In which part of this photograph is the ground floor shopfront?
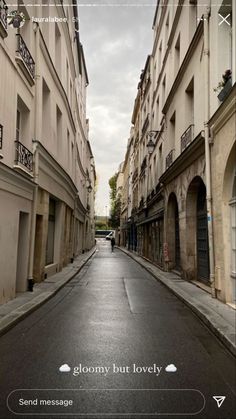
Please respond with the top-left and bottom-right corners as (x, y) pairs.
(121, 110), (236, 304)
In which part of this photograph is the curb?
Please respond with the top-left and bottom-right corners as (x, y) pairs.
(119, 246), (236, 357)
(0, 247), (96, 337)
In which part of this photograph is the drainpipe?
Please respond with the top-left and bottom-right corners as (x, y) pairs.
(203, 5), (216, 298)
(27, 22), (40, 291)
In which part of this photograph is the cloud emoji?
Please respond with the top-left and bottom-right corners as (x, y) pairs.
(165, 364), (177, 373)
(59, 364), (71, 372)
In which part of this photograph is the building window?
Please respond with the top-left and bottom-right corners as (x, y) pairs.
(185, 77), (194, 128)
(55, 23), (61, 77)
(56, 105), (62, 156)
(156, 96), (160, 128)
(42, 79), (51, 142)
(159, 143), (163, 177)
(162, 75), (166, 108)
(46, 198), (56, 265)
(165, 13), (169, 46)
(67, 129), (70, 168)
(170, 111), (176, 150)
(174, 33), (180, 76)
(189, 2), (197, 38)
(158, 41), (162, 75)
(16, 109), (20, 141)
(16, 96), (30, 145)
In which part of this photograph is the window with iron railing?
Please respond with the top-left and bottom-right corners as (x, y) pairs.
(15, 140), (33, 172)
(16, 34), (35, 80)
(181, 124), (194, 152)
(0, 0), (8, 33)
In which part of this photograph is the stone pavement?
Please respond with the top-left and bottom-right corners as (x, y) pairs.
(0, 247), (96, 337)
(119, 246), (236, 357)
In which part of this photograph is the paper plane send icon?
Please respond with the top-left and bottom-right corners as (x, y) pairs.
(213, 396), (226, 408)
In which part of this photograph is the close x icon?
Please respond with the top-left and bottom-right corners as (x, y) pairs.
(218, 13), (231, 26)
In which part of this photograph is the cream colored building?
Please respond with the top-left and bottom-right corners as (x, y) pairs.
(120, 0), (235, 305)
(0, 1), (95, 303)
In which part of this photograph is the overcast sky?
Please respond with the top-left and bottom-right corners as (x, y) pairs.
(79, 0), (156, 215)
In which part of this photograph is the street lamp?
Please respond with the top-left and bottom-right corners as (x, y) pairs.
(87, 184), (92, 193)
(146, 130), (163, 154)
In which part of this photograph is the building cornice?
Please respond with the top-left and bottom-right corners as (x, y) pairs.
(34, 140), (86, 214)
(160, 132), (205, 184)
(0, 161), (35, 200)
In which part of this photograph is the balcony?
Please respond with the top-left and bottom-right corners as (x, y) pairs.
(0, 124), (3, 149)
(166, 149), (175, 170)
(15, 140), (33, 172)
(0, 0), (8, 38)
(181, 124), (194, 153)
(16, 34), (35, 84)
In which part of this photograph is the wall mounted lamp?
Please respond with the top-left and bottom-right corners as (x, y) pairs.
(146, 130), (163, 154)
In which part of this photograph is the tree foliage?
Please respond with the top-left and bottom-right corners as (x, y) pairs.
(108, 173), (121, 228)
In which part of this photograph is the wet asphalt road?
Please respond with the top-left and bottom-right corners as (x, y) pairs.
(0, 240), (235, 419)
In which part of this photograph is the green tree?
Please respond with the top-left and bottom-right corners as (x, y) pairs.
(108, 173), (121, 228)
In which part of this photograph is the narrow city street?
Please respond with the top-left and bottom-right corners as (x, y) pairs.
(0, 240), (235, 419)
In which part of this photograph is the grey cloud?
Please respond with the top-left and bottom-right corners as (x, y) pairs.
(79, 2), (155, 214)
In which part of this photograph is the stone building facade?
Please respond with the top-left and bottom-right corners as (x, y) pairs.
(119, 0), (236, 305)
(0, 1), (95, 303)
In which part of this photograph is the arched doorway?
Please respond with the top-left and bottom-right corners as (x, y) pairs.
(230, 172), (236, 302)
(223, 141), (236, 303)
(196, 182), (210, 283)
(186, 177), (209, 283)
(167, 193), (180, 270)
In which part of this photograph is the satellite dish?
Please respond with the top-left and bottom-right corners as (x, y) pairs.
(7, 10), (26, 29)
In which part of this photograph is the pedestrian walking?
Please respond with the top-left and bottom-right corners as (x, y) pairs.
(111, 236), (115, 252)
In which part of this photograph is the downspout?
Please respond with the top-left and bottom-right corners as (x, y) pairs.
(203, 5), (216, 298)
(27, 22), (40, 290)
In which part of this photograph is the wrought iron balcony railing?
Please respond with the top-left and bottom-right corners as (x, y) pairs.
(15, 140), (33, 172)
(0, 0), (8, 32)
(0, 124), (3, 149)
(16, 34), (35, 80)
(181, 124), (194, 153)
(166, 149), (175, 170)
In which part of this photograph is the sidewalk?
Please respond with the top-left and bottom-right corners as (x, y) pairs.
(119, 247), (236, 357)
(0, 247), (96, 337)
